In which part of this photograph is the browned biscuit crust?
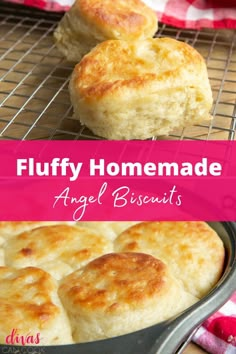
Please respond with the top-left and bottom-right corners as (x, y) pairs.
(54, 0), (157, 62)
(59, 252), (197, 342)
(75, 0), (158, 40)
(69, 38), (213, 139)
(114, 222), (224, 297)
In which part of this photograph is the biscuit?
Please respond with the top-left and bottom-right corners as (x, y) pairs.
(0, 221), (74, 245)
(69, 38), (213, 139)
(54, 0), (158, 62)
(0, 249), (4, 266)
(59, 252), (197, 342)
(78, 221), (140, 240)
(114, 222), (224, 298)
(0, 266), (73, 345)
(4, 224), (113, 279)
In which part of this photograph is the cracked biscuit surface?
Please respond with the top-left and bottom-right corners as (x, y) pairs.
(4, 224), (113, 280)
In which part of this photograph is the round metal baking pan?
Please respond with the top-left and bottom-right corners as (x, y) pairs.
(0, 221), (235, 354)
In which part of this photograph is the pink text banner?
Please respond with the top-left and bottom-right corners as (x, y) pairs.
(0, 140), (235, 221)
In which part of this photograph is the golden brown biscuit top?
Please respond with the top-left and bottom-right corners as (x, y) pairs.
(74, 0), (157, 40)
(0, 222), (38, 236)
(4, 224), (112, 270)
(0, 267), (59, 329)
(114, 222), (224, 297)
(71, 38), (206, 101)
(115, 221), (223, 256)
(59, 252), (171, 314)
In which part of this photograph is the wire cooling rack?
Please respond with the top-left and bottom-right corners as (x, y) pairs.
(0, 2), (236, 140)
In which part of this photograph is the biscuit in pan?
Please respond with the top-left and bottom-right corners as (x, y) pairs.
(114, 222), (225, 298)
(69, 38), (213, 140)
(0, 222), (72, 267)
(0, 266), (73, 345)
(0, 249), (4, 266)
(54, 0), (158, 62)
(4, 224), (113, 279)
(0, 221), (75, 244)
(59, 252), (197, 342)
(78, 221), (140, 240)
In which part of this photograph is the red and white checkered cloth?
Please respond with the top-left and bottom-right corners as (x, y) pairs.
(193, 291), (236, 354)
(4, 0), (73, 12)
(145, 0), (236, 29)
(4, 0), (236, 29)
